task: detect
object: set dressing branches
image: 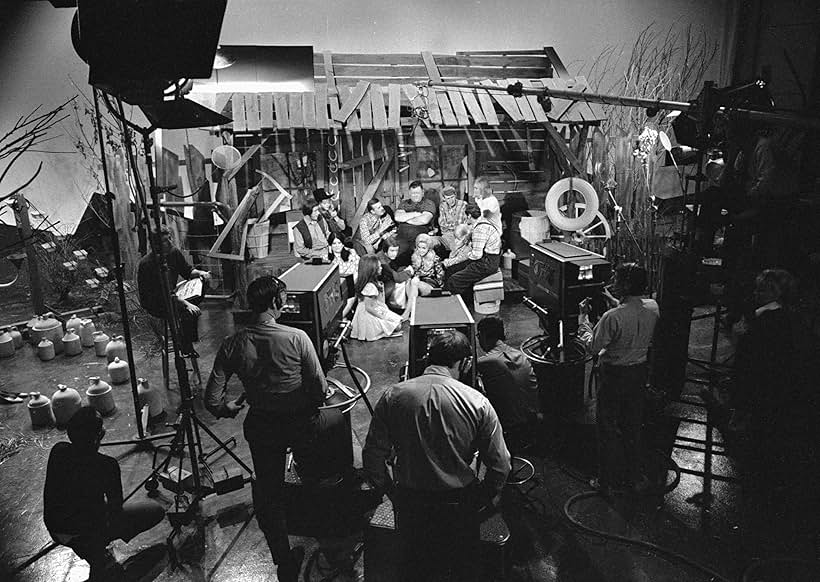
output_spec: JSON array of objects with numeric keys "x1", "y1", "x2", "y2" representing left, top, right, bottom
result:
[{"x1": 0, "y1": 99, "x2": 74, "y2": 204}]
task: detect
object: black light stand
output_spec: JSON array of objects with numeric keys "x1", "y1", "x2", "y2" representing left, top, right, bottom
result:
[
  {"x1": 91, "y1": 88, "x2": 145, "y2": 440},
  {"x1": 96, "y1": 93, "x2": 253, "y2": 540}
]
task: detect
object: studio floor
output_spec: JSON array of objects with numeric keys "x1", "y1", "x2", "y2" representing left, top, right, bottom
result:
[{"x1": 0, "y1": 299, "x2": 817, "y2": 582}]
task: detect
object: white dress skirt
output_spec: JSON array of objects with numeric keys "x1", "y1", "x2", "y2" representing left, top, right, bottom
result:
[{"x1": 351, "y1": 282, "x2": 402, "y2": 341}]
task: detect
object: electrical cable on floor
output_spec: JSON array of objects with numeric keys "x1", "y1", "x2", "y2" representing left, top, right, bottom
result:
[{"x1": 563, "y1": 491, "x2": 731, "y2": 582}]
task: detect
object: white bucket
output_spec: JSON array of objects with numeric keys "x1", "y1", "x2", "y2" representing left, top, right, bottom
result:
[
  {"x1": 519, "y1": 210, "x2": 550, "y2": 245},
  {"x1": 247, "y1": 219, "x2": 270, "y2": 259}
]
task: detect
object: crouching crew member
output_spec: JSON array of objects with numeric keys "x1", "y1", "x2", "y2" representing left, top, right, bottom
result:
[
  {"x1": 363, "y1": 330, "x2": 511, "y2": 582},
  {"x1": 205, "y1": 276, "x2": 353, "y2": 582},
  {"x1": 43, "y1": 407, "x2": 165, "y2": 580}
]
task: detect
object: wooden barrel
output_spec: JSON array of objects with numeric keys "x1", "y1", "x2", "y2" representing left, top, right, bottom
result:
[{"x1": 247, "y1": 219, "x2": 270, "y2": 259}]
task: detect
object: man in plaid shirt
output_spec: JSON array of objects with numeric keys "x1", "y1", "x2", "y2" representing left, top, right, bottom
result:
[
  {"x1": 444, "y1": 203, "x2": 502, "y2": 295},
  {"x1": 436, "y1": 186, "x2": 468, "y2": 251},
  {"x1": 354, "y1": 198, "x2": 396, "y2": 255}
]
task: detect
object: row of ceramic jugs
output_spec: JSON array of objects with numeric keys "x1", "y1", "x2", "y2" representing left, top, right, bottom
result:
[
  {"x1": 27, "y1": 377, "x2": 164, "y2": 428},
  {"x1": 0, "y1": 314, "x2": 132, "y2": 385}
]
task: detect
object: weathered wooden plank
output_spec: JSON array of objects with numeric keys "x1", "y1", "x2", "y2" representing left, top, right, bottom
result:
[
  {"x1": 339, "y1": 150, "x2": 388, "y2": 170},
  {"x1": 476, "y1": 85, "x2": 500, "y2": 126},
  {"x1": 542, "y1": 122, "x2": 585, "y2": 175},
  {"x1": 233, "y1": 94, "x2": 248, "y2": 131},
  {"x1": 459, "y1": 88, "x2": 486, "y2": 124},
  {"x1": 314, "y1": 84, "x2": 329, "y2": 129},
  {"x1": 388, "y1": 84, "x2": 401, "y2": 129},
  {"x1": 274, "y1": 93, "x2": 290, "y2": 129},
  {"x1": 302, "y1": 93, "x2": 317, "y2": 128},
  {"x1": 245, "y1": 94, "x2": 261, "y2": 131},
  {"x1": 207, "y1": 181, "x2": 261, "y2": 259},
  {"x1": 322, "y1": 51, "x2": 338, "y2": 95},
  {"x1": 436, "y1": 91, "x2": 458, "y2": 126},
  {"x1": 225, "y1": 143, "x2": 262, "y2": 182},
  {"x1": 288, "y1": 93, "x2": 303, "y2": 127},
  {"x1": 481, "y1": 80, "x2": 523, "y2": 122},
  {"x1": 520, "y1": 79, "x2": 549, "y2": 122},
  {"x1": 421, "y1": 51, "x2": 442, "y2": 83},
  {"x1": 334, "y1": 80, "x2": 370, "y2": 123},
  {"x1": 215, "y1": 93, "x2": 232, "y2": 115},
  {"x1": 338, "y1": 87, "x2": 361, "y2": 131},
  {"x1": 314, "y1": 52, "x2": 550, "y2": 67},
  {"x1": 358, "y1": 88, "x2": 373, "y2": 129},
  {"x1": 507, "y1": 79, "x2": 536, "y2": 122},
  {"x1": 446, "y1": 86, "x2": 470, "y2": 126},
  {"x1": 543, "y1": 47, "x2": 570, "y2": 78},
  {"x1": 260, "y1": 94, "x2": 274, "y2": 128},
  {"x1": 320, "y1": 63, "x2": 549, "y2": 79},
  {"x1": 370, "y1": 83, "x2": 388, "y2": 130}
]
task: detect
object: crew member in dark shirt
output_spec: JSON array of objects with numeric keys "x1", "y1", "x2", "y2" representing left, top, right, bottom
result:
[
  {"x1": 205, "y1": 275, "x2": 353, "y2": 582},
  {"x1": 137, "y1": 227, "x2": 210, "y2": 354},
  {"x1": 394, "y1": 180, "x2": 436, "y2": 266},
  {"x1": 43, "y1": 407, "x2": 164, "y2": 579}
]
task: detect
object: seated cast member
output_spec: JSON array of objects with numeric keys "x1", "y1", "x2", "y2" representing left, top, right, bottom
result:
[
  {"x1": 444, "y1": 202, "x2": 501, "y2": 295},
  {"x1": 577, "y1": 263, "x2": 659, "y2": 494},
  {"x1": 442, "y1": 223, "x2": 473, "y2": 270},
  {"x1": 394, "y1": 180, "x2": 436, "y2": 265},
  {"x1": 293, "y1": 199, "x2": 330, "y2": 260},
  {"x1": 355, "y1": 197, "x2": 396, "y2": 255},
  {"x1": 43, "y1": 407, "x2": 165, "y2": 580},
  {"x1": 205, "y1": 276, "x2": 353, "y2": 582},
  {"x1": 137, "y1": 226, "x2": 211, "y2": 354},
  {"x1": 472, "y1": 175, "x2": 502, "y2": 231},
  {"x1": 410, "y1": 233, "x2": 444, "y2": 290},
  {"x1": 351, "y1": 255, "x2": 404, "y2": 340},
  {"x1": 314, "y1": 188, "x2": 348, "y2": 237},
  {"x1": 436, "y1": 185, "x2": 468, "y2": 251},
  {"x1": 363, "y1": 330, "x2": 511, "y2": 582},
  {"x1": 376, "y1": 236, "x2": 419, "y2": 318},
  {"x1": 328, "y1": 233, "x2": 360, "y2": 317},
  {"x1": 476, "y1": 316, "x2": 541, "y2": 433}
]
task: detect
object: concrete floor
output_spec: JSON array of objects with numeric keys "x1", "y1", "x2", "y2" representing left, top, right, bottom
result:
[{"x1": 0, "y1": 298, "x2": 817, "y2": 581}]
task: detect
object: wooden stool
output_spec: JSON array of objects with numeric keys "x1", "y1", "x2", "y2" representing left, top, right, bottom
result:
[{"x1": 473, "y1": 270, "x2": 505, "y2": 314}]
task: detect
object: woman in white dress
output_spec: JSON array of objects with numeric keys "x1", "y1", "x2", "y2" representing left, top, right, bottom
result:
[
  {"x1": 351, "y1": 255, "x2": 403, "y2": 341},
  {"x1": 328, "y1": 233, "x2": 360, "y2": 317}
]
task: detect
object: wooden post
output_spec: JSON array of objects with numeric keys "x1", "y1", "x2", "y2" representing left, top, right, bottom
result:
[{"x1": 12, "y1": 192, "x2": 45, "y2": 313}]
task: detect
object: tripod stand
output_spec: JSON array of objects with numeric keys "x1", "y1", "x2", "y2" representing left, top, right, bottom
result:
[{"x1": 100, "y1": 93, "x2": 254, "y2": 544}]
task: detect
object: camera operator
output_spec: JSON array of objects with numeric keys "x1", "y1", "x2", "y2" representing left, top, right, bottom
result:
[
  {"x1": 362, "y1": 330, "x2": 511, "y2": 582},
  {"x1": 577, "y1": 263, "x2": 659, "y2": 494},
  {"x1": 204, "y1": 276, "x2": 353, "y2": 582},
  {"x1": 43, "y1": 407, "x2": 165, "y2": 580}
]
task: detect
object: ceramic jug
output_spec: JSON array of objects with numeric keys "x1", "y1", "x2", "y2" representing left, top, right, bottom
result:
[
  {"x1": 10, "y1": 326, "x2": 23, "y2": 349},
  {"x1": 52, "y1": 384, "x2": 83, "y2": 426},
  {"x1": 79, "y1": 319, "x2": 96, "y2": 348},
  {"x1": 86, "y1": 377, "x2": 115, "y2": 416},
  {"x1": 137, "y1": 378, "x2": 163, "y2": 418},
  {"x1": 0, "y1": 328, "x2": 14, "y2": 358},
  {"x1": 34, "y1": 313, "x2": 64, "y2": 354},
  {"x1": 65, "y1": 314, "x2": 84, "y2": 336},
  {"x1": 37, "y1": 338, "x2": 56, "y2": 361},
  {"x1": 93, "y1": 330, "x2": 110, "y2": 357},
  {"x1": 108, "y1": 357, "x2": 129, "y2": 385},
  {"x1": 62, "y1": 328, "x2": 82, "y2": 357},
  {"x1": 105, "y1": 335, "x2": 127, "y2": 363},
  {"x1": 28, "y1": 392, "x2": 55, "y2": 428}
]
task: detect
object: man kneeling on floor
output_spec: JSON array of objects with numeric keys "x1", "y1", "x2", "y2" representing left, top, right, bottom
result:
[
  {"x1": 43, "y1": 406, "x2": 165, "y2": 580},
  {"x1": 363, "y1": 330, "x2": 511, "y2": 582}
]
